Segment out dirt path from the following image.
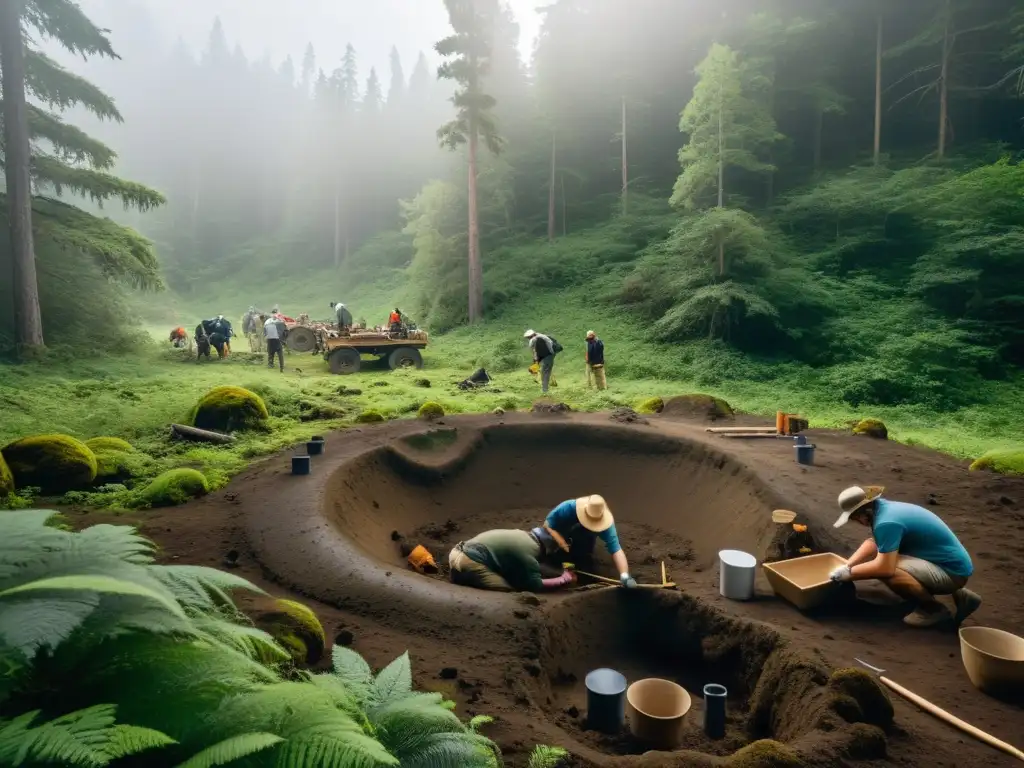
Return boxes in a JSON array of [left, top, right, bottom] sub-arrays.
[[67, 411, 1024, 767]]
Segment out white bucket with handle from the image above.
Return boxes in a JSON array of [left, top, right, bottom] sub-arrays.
[[719, 549, 757, 601]]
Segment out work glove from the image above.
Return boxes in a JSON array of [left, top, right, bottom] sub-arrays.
[[829, 565, 853, 582], [620, 573, 638, 589]]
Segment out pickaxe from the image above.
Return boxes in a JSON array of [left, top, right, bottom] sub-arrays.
[[855, 658, 1024, 762]]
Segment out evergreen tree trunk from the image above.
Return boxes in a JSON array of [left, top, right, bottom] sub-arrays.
[[547, 131, 557, 241], [467, 130, 483, 323], [874, 10, 883, 165], [620, 96, 628, 216], [717, 80, 725, 278], [560, 171, 567, 237], [812, 107, 824, 173], [333, 190, 341, 268], [938, 3, 950, 158], [0, 0, 45, 350]]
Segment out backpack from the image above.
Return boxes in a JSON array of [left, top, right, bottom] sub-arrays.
[[549, 336, 563, 355]]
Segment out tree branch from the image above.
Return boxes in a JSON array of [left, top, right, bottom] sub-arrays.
[[30, 155, 165, 210], [24, 48, 121, 121]]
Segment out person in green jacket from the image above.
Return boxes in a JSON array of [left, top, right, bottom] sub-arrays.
[[448, 527, 575, 592]]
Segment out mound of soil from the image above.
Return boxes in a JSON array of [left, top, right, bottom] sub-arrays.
[[661, 395, 734, 422]]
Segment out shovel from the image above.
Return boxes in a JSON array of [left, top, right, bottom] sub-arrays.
[[855, 658, 1024, 762]]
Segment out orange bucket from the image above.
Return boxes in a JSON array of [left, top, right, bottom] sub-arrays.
[[407, 544, 438, 574], [776, 411, 785, 434]]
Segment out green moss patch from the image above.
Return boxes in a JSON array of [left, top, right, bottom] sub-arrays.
[[139, 468, 210, 507], [84, 436, 134, 453], [827, 668, 893, 729], [662, 393, 734, 421], [852, 418, 888, 440], [636, 396, 665, 414], [355, 409, 385, 424], [253, 598, 327, 666], [85, 437, 141, 483], [970, 448, 1024, 476], [0, 452, 13, 496], [1, 434, 98, 493], [417, 401, 445, 420], [189, 385, 269, 432], [727, 739, 805, 767]]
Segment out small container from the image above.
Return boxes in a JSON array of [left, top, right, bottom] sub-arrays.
[[959, 626, 1024, 699], [719, 549, 756, 601], [775, 411, 785, 433], [703, 684, 727, 739], [794, 434, 807, 446], [795, 444, 815, 465], [585, 668, 627, 733], [307, 440, 324, 456], [626, 678, 692, 750], [291, 455, 311, 475]]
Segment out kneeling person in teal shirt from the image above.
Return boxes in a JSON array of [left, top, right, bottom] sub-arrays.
[[544, 495, 636, 588], [830, 485, 980, 628], [449, 527, 576, 592]]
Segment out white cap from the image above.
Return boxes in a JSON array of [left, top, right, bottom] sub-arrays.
[[524, 329, 535, 338]]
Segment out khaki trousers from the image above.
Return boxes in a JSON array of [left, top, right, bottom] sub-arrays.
[[448, 546, 513, 591], [589, 364, 607, 390]]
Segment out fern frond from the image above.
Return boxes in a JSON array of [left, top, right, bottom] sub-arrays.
[[0, 575, 186, 620], [0, 705, 120, 767], [468, 715, 494, 733], [528, 745, 569, 768], [149, 565, 265, 615], [370, 652, 411, 706], [175, 732, 283, 768], [0, 594, 100, 657], [331, 646, 373, 703], [101, 724, 176, 760], [397, 731, 499, 768]]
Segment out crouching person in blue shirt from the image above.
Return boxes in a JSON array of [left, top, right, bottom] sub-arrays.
[[829, 485, 981, 628], [544, 495, 637, 588]]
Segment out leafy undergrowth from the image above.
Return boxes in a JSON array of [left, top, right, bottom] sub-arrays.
[[2, 301, 1023, 511]]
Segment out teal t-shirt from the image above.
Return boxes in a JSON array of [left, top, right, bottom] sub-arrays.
[[872, 499, 973, 578]]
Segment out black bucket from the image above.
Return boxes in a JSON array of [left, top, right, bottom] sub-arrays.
[[585, 668, 627, 733], [292, 455, 311, 475], [795, 444, 816, 466], [703, 683, 727, 739], [307, 440, 324, 456]]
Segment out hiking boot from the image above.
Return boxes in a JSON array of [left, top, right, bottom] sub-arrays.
[[903, 605, 951, 628], [952, 588, 982, 625]]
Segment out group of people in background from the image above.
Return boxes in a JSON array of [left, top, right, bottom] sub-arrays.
[[524, 329, 606, 394]]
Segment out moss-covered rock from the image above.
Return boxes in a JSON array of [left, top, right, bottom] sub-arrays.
[[0, 452, 13, 496], [355, 409, 385, 424], [85, 437, 139, 483], [257, 598, 327, 666], [188, 385, 269, 432], [1, 434, 98, 493], [417, 401, 445, 421], [969, 448, 1024, 476], [139, 468, 210, 507], [662, 394, 734, 421], [852, 419, 888, 440], [828, 668, 893, 729], [727, 739, 805, 767], [844, 723, 887, 760], [637, 396, 665, 414]]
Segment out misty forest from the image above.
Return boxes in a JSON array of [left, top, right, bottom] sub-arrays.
[[1, 0, 1024, 765]]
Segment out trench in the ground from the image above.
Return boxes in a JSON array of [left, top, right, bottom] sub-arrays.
[[324, 422, 782, 584]]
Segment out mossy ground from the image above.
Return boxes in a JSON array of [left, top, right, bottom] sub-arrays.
[[970, 448, 1024, 476], [853, 418, 889, 440]]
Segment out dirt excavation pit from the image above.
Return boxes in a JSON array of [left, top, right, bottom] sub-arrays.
[[325, 422, 786, 586], [525, 588, 894, 765]]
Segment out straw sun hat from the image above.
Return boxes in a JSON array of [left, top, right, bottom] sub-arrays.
[[576, 494, 614, 533], [833, 485, 885, 528]]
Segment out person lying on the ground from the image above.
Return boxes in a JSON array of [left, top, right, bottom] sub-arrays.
[[829, 484, 981, 628], [543, 495, 637, 588], [448, 527, 577, 592]]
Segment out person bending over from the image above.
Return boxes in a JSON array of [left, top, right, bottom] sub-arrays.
[[830, 485, 980, 628], [449, 527, 576, 592], [544, 494, 636, 588]]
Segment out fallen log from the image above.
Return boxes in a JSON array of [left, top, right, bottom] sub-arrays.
[[170, 423, 236, 444]]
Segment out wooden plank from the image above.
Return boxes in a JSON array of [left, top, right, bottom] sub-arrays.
[[705, 426, 777, 433], [718, 433, 782, 439], [661, 561, 667, 586]]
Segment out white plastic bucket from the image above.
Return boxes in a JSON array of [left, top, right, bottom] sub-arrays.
[[719, 549, 756, 601]]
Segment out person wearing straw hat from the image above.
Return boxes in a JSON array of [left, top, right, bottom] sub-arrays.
[[830, 485, 980, 628], [585, 331, 606, 390], [543, 495, 637, 588], [448, 526, 576, 592]]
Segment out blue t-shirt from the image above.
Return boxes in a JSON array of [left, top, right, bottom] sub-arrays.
[[872, 499, 973, 578], [544, 499, 622, 555]]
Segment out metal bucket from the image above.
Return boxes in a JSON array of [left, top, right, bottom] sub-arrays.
[[626, 678, 691, 750], [702, 684, 728, 739], [795, 444, 816, 465], [585, 668, 627, 733], [719, 549, 756, 601], [291, 455, 311, 475]]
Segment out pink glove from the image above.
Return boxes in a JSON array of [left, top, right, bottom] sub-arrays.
[[542, 570, 574, 589]]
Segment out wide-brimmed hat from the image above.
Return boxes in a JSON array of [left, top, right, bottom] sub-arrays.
[[585, 330, 595, 339], [833, 485, 885, 528], [524, 329, 536, 338], [576, 494, 614, 533]]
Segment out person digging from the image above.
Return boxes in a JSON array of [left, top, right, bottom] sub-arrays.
[[829, 485, 981, 628], [543, 495, 637, 589], [448, 526, 577, 593]]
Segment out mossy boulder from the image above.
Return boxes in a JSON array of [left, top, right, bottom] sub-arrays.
[[1, 434, 98, 493], [85, 437, 139, 483], [637, 396, 665, 414], [417, 402, 445, 421], [662, 394, 734, 421], [355, 409, 385, 424], [256, 598, 327, 666], [827, 668, 893, 729], [852, 419, 888, 440], [970, 448, 1024, 476], [727, 739, 805, 767], [0, 452, 13, 496], [189, 386, 269, 432], [139, 468, 210, 507], [844, 723, 887, 760], [85, 437, 134, 454]]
